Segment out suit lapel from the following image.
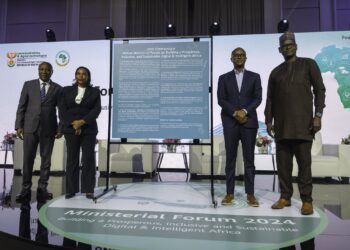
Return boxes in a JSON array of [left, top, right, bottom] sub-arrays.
[[81, 86, 92, 103], [229, 71, 239, 94], [44, 82, 56, 101], [34, 80, 42, 102], [240, 71, 249, 93], [71, 85, 78, 103]]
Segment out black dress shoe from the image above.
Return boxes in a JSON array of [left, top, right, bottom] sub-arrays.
[[16, 192, 31, 203], [65, 193, 76, 199], [36, 188, 53, 202], [86, 193, 94, 199]]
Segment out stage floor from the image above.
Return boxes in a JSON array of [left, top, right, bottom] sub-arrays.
[[1, 169, 350, 249]]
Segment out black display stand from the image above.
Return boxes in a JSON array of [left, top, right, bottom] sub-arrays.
[[93, 39, 117, 203], [209, 36, 217, 207], [94, 37, 217, 208]]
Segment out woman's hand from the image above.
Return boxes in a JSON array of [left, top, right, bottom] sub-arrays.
[[71, 120, 86, 130]]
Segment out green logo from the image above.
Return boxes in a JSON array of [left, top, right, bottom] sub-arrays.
[[55, 51, 70, 67]]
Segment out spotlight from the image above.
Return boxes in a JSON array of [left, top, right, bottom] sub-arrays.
[[104, 26, 115, 39], [277, 19, 289, 33], [209, 21, 220, 36], [45, 29, 56, 42], [166, 24, 176, 36]]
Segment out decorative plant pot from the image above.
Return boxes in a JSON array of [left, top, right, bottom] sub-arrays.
[[258, 145, 268, 154], [1, 143, 14, 151], [166, 144, 176, 153]]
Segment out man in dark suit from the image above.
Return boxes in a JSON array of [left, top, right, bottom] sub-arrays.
[[15, 62, 62, 203], [218, 47, 262, 206]]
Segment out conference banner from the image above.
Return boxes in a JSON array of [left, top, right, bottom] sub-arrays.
[[1, 31, 348, 164], [0, 40, 110, 163], [213, 31, 350, 145]]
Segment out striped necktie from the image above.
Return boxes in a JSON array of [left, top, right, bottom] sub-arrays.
[[40, 82, 47, 101]]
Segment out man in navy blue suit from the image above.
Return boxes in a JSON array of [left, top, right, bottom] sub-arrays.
[[217, 47, 262, 206]]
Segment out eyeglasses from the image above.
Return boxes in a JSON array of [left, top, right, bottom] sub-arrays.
[[233, 54, 246, 58]]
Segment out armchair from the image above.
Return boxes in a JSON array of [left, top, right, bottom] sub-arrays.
[[292, 132, 350, 178], [98, 140, 158, 176], [189, 136, 244, 177]]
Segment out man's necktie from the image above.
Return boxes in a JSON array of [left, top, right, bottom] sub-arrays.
[[40, 82, 46, 101]]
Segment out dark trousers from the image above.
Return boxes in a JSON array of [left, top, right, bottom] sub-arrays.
[[276, 139, 313, 202], [64, 133, 96, 194], [223, 125, 257, 195], [22, 131, 55, 192]]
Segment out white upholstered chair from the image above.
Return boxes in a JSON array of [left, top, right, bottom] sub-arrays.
[[189, 136, 244, 177], [292, 132, 350, 178], [98, 140, 158, 176], [13, 137, 66, 174]]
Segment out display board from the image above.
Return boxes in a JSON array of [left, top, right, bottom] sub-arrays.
[[111, 38, 211, 140]]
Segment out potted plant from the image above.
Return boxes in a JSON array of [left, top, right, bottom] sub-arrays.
[[256, 135, 272, 154], [163, 138, 180, 152]]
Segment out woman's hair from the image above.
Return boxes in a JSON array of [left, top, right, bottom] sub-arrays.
[[74, 66, 92, 86]]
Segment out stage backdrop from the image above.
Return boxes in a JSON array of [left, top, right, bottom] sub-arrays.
[[213, 31, 350, 145], [0, 40, 110, 163], [1, 32, 349, 166]]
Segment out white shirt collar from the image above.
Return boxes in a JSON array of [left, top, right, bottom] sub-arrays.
[[39, 79, 51, 86], [234, 68, 245, 74]]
